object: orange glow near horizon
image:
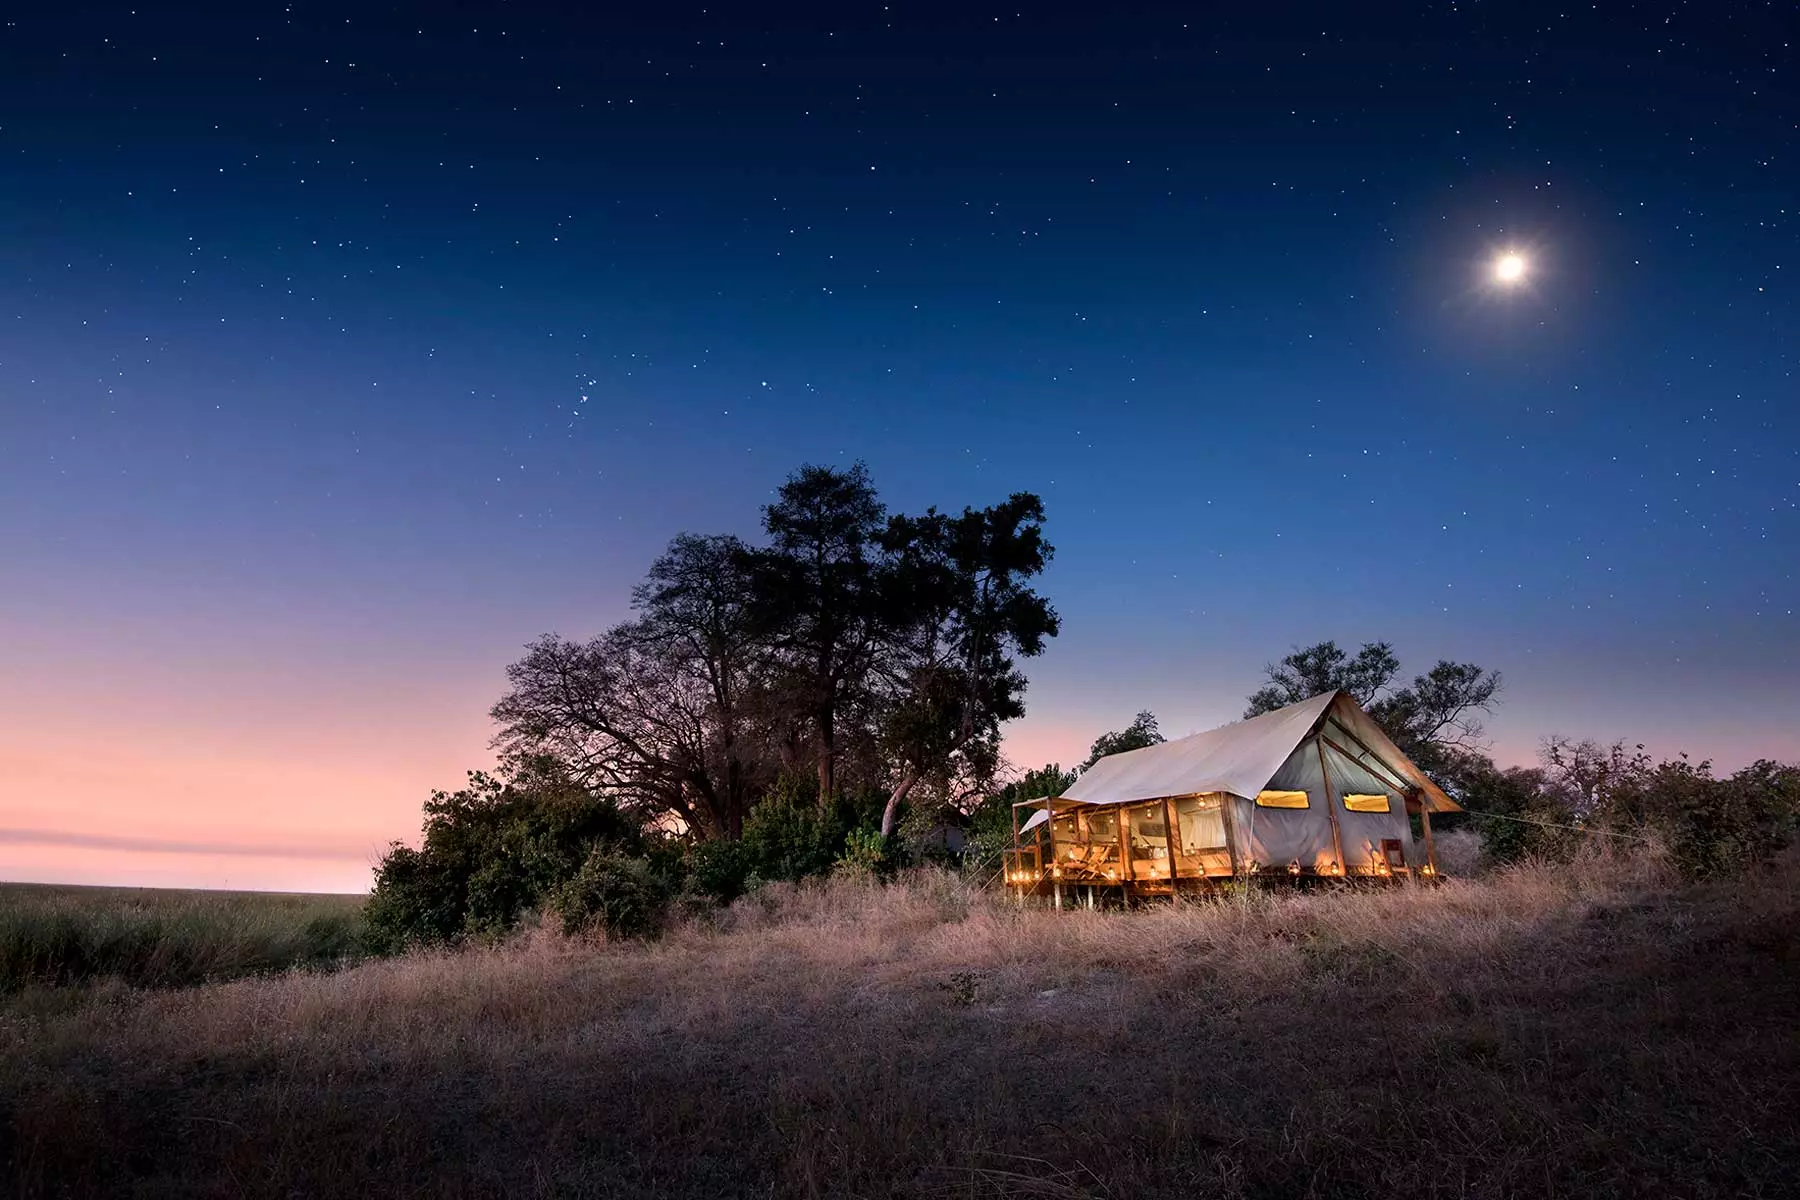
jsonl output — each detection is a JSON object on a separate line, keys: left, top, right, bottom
{"left": 3, "top": 629, "right": 1794, "bottom": 893}
{"left": 0, "top": 619, "right": 501, "bottom": 893}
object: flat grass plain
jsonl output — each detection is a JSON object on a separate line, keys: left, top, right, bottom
{"left": 3, "top": 852, "right": 1797, "bottom": 1199}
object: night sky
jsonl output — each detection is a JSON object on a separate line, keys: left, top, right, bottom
{"left": 4, "top": 2, "right": 1796, "bottom": 890}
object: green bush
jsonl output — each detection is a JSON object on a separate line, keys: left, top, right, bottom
{"left": 551, "top": 850, "right": 671, "bottom": 940}
{"left": 833, "top": 827, "right": 891, "bottom": 879}
{"left": 1462, "top": 740, "right": 1800, "bottom": 878}
{"left": 739, "top": 776, "right": 843, "bottom": 882}
{"left": 683, "top": 837, "right": 755, "bottom": 904}
{"left": 366, "top": 760, "right": 643, "bottom": 949}
{"left": 1609, "top": 758, "right": 1800, "bottom": 879}
{"left": 1460, "top": 763, "right": 1583, "bottom": 867}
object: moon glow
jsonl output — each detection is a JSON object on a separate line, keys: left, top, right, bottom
{"left": 1494, "top": 252, "right": 1528, "bottom": 284}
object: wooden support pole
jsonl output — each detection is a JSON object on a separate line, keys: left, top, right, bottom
{"left": 1162, "top": 795, "right": 1182, "bottom": 887}
{"left": 1118, "top": 804, "right": 1132, "bottom": 899}
{"left": 1219, "top": 792, "right": 1244, "bottom": 877}
{"left": 1316, "top": 738, "right": 1347, "bottom": 875}
{"left": 1418, "top": 793, "right": 1438, "bottom": 874}
{"left": 1009, "top": 802, "right": 1022, "bottom": 897}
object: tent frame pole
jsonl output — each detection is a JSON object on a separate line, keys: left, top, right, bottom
{"left": 1318, "top": 732, "right": 1413, "bottom": 799}
{"left": 1219, "top": 792, "right": 1244, "bottom": 878}
{"left": 1118, "top": 805, "right": 1132, "bottom": 902}
{"left": 1316, "top": 737, "right": 1347, "bottom": 875}
{"left": 1010, "top": 803, "right": 1020, "bottom": 898}
{"left": 1162, "top": 795, "right": 1182, "bottom": 890}
{"left": 1417, "top": 789, "right": 1438, "bottom": 874}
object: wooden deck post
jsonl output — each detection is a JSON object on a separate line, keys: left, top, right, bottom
{"left": 1219, "top": 792, "right": 1244, "bottom": 878}
{"left": 1009, "top": 803, "right": 1021, "bottom": 899}
{"left": 1418, "top": 791, "right": 1438, "bottom": 874}
{"left": 1162, "top": 795, "right": 1182, "bottom": 888}
{"left": 1118, "top": 805, "right": 1132, "bottom": 899}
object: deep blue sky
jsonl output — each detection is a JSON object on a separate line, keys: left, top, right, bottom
{"left": 2, "top": 1, "right": 1796, "bottom": 887}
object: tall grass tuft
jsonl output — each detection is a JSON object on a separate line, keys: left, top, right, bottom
{"left": 0, "top": 883, "right": 367, "bottom": 992}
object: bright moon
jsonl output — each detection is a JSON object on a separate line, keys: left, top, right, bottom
{"left": 1494, "top": 252, "right": 1527, "bottom": 284}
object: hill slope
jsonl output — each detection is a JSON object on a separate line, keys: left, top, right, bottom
{"left": 4, "top": 854, "right": 1797, "bottom": 1198}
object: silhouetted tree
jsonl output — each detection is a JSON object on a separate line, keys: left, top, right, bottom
{"left": 491, "top": 463, "right": 1059, "bottom": 843}
{"left": 875, "top": 493, "right": 1059, "bottom": 835}
{"left": 750, "top": 463, "right": 890, "bottom": 804}
{"left": 491, "top": 534, "right": 776, "bottom": 839}
{"left": 1080, "top": 710, "right": 1165, "bottom": 771}
{"left": 1245, "top": 640, "right": 1501, "bottom": 771}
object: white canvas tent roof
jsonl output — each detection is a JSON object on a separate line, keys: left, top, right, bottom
{"left": 1059, "top": 691, "right": 1460, "bottom": 813}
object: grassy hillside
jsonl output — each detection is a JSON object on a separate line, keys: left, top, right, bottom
{"left": 3, "top": 852, "right": 1796, "bottom": 1198}
{"left": 0, "top": 883, "right": 366, "bottom": 992}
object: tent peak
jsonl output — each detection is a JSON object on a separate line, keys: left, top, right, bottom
{"left": 1059, "top": 690, "right": 1458, "bottom": 813}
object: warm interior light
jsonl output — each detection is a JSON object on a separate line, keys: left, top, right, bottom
{"left": 1256, "top": 790, "right": 1310, "bottom": 809}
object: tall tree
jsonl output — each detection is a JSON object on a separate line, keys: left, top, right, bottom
{"left": 490, "top": 534, "right": 774, "bottom": 838}
{"left": 1245, "top": 642, "right": 1400, "bottom": 713}
{"left": 874, "top": 493, "right": 1059, "bottom": 835}
{"left": 1079, "top": 710, "right": 1165, "bottom": 771}
{"left": 1245, "top": 639, "right": 1501, "bottom": 770}
{"left": 752, "top": 463, "right": 890, "bottom": 803}
{"left": 492, "top": 463, "right": 1061, "bottom": 845}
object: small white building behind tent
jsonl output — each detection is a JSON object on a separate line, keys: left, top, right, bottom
{"left": 1005, "top": 691, "right": 1459, "bottom": 897}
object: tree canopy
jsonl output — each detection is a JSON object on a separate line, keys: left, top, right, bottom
{"left": 491, "top": 462, "right": 1058, "bottom": 841}
{"left": 1079, "top": 710, "right": 1165, "bottom": 771}
{"left": 1245, "top": 639, "right": 1501, "bottom": 772}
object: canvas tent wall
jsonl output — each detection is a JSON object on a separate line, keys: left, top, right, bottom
{"left": 1011, "top": 690, "right": 1457, "bottom": 887}
{"left": 1229, "top": 734, "right": 1420, "bottom": 872}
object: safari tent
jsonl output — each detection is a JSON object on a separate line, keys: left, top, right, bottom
{"left": 1004, "top": 691, "right": 1460, "bottom": 902}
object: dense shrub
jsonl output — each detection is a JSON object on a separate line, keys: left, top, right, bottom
{"left": 680, "top": 775, "right": 886, "bottom": 902}
{"left": 365, "top": 760, "right": 644, "bottom": 950}
{"left": 1460, "top": 762, "right": 1584, "bottom": 866}
{"left": 1607, "top": 757, "right": 1800, "bottom": 878}
{"left": 832, "top": 827, "right": 891, "bottom": 879}
{"left": 739, "top": 776, "right": 860, "bottom": 881}
{"left": 681, "top": 837, "right": 754, "bottom": 905}
{"left": 1464, "top": 739, "right": 1800, "bottom": 877}
{"left": 551, "top": 850, "right": 671, "bottom": 940}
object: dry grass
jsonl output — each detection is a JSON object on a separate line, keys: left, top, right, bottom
{"left": 3, "top": 849, "right": 1797, "bottom": 1198}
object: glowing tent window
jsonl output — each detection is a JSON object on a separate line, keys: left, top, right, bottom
{"left": 1254, "top": 790, "right": 1310, "bottom": 809}
{"left": 1343, "top": 793, "right": 1392, "bottom": 814}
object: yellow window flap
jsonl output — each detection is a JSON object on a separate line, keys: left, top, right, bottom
{"left": 1255, "top": 789, "right": 1310, "bottom": 809}
{"left": 1343, "top": 793, "right": 1391, "bottom": 813}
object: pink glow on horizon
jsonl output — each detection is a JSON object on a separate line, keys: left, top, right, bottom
{"left": 4, "top": 636, "right": 1794, "bottom": 893}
